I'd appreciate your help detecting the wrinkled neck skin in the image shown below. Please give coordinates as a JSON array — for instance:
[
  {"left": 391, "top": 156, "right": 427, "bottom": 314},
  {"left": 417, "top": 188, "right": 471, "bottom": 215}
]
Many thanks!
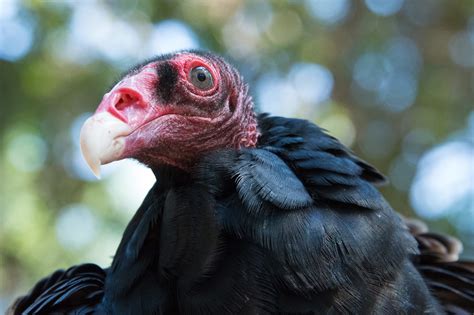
[{"left": 134, "top": 80, "right": 259, "bottom": 171}]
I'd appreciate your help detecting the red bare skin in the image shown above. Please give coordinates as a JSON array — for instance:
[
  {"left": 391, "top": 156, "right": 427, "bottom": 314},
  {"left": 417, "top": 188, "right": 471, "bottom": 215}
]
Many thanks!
[{"left": 95, "top": 52, "right": 259, "bottom": 170}]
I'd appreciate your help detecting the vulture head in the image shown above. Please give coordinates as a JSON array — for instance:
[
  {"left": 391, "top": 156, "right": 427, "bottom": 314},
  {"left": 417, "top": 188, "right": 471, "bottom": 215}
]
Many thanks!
[{"left": 80, "top": 51, "right": 258, "bottom": 176}]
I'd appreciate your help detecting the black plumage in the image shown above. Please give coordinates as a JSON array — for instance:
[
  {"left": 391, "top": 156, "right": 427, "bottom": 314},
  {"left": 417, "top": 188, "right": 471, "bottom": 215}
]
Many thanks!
[{"left": 9, "top": 52, "right": 474, "bottom": 314}]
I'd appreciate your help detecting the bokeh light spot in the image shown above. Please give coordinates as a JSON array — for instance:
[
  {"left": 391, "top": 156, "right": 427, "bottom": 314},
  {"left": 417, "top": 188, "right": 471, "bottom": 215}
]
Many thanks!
[
  {"left": 410, "top": 141, "right": 474, "bottom": 219},
  {"left": 257, "top": 63, "right": 334, "bottom": 117},
  {"left": 353, "top": 53, "right": 391, "bottom": 91},
  {"left": 222, "top": 2, "right": 272, "bottom": 58},
  {"left": 305, "top": 0, "right": 351, "bottom": 25},
  {"left": 105, "top": 160, "right": 156, "bottom": 215},
  {"left": 7, "top": 133, "right": 48, "bottom": 173},
  {"left": 353, "top": 39, "right": 420, "bottom": 112},
  {"left": 0, "top": 13, "right": 34, "bottom": 61},
  {"left": 266, "top": 10, "right": 303, "bottom": 46},
  {"left": 147, "top": 19, "right": 199, "bottom": 56},
  {"left": 290, "top": 63, "right": 334, "bottom": 105},
  {"left": 385, "top": 36, "right": 422, "bottom": 75},
  {"left": 55, "top": 204, "right": 98, "bottom": 250},
  {"left": 377, "top": 72, "right": 417, "bottom": 112},
  {"left": 0, "top": 0, "right": 19, "bottom": 20},
  {"left": 66, "top": 2, "right": 141, "bottom": 64},
  {"left": 256, "top": 72, "right": 297, "bottom": 116},
  {"left": 364, "top": 0, "right": 404, "bottom": 16}
]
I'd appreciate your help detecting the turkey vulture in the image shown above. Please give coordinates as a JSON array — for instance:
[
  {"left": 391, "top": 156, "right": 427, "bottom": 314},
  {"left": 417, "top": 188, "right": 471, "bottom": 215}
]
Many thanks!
[{"left": 8, "top": 51, "right": 474, "bottom": 314}]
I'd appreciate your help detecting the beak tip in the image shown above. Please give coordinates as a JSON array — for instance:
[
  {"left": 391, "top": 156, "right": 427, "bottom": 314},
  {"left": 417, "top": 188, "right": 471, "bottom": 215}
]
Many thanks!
[
  {"left": 89, "top": 159, "right": 102, "bottom": 179},
  {"left": 80, "top": 142, "right": 102, "bottom": 179},
  {"left": 79, "top": 112, "right": 131, "bottom": 179},
  {"left": 92, "top": 169, "right": 101, "bottom": 180}
]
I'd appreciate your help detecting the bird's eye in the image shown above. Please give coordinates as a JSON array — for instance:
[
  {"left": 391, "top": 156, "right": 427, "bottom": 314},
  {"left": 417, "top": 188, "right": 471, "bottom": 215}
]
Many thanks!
[{"left": 189, "top": 66, "right": 214, "bottom": 90}]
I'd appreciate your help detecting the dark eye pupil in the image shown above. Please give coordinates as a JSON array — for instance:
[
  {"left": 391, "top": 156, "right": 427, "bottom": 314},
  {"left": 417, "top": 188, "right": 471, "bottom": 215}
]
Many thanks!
[
  {"left": 190, "top": 66, "right": 214, "bottom": 90},
  {"left": 197, "top": 72, "right": 206, "bottom": 82}
]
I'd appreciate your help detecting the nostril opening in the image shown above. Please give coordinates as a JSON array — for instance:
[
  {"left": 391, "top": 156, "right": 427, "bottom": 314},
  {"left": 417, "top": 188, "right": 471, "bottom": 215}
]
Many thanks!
[
  {"left": 115, "top": 93, "right": 139, "bottom": 111},
  {"left": 116, "top": 97, "right": 125, "bottom": 110}
]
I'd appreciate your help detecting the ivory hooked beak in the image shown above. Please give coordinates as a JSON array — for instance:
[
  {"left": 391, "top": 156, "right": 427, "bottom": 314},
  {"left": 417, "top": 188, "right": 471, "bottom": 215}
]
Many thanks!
[{"left": 79, "top": 112, "right": 132, "bottom": 178}]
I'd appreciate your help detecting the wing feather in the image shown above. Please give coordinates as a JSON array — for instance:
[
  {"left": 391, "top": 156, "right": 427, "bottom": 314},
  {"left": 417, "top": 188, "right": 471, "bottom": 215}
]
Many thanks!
[{"left": 7, "top": 264, "right": 105, "bottom": 315}]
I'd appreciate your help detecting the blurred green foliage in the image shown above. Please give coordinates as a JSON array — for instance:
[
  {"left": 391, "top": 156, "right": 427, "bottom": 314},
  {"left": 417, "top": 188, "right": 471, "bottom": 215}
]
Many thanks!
[{"left": 1, "top": 0, "right": 473, "bottom": 310}]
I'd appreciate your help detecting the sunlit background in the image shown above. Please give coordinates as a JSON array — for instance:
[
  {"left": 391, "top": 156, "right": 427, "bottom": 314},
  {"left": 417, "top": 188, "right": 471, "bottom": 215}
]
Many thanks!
[{"left": 1, "top": 0, "right": 473, "bottom": 311}]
